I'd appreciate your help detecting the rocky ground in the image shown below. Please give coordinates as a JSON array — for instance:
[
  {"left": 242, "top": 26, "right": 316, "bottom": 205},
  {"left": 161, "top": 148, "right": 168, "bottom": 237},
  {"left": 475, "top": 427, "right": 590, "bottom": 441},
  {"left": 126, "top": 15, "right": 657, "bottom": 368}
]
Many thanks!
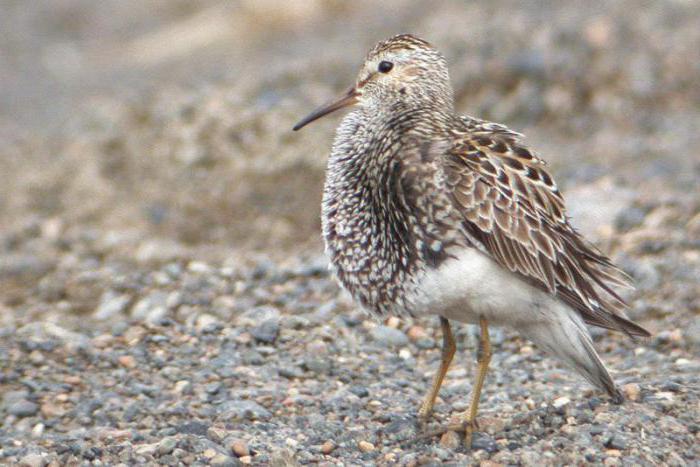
[{"left": 1, "top": 1, "right": 699, "bottom": 466}]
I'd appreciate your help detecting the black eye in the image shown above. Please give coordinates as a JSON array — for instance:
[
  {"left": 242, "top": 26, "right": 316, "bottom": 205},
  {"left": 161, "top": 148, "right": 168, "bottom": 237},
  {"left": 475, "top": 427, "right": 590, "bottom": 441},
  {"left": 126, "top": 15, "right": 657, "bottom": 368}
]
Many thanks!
[{"left": 378, "top": 61, "right": 394, "bottom": 73}]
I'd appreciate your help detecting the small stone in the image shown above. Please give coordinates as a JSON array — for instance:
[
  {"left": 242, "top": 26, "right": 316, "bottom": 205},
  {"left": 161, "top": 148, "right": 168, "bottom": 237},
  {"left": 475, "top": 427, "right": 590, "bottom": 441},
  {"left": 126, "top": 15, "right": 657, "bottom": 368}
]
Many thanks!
[
  {"left": 480, "top": 416, "right": 507, "bottom": 435},
  {"left": 358, "top": 440, "right": 375, "bottom": 452},
  {"left": 349, "top": 386, "right": 369, "bottom": 398},
  {"left": 188, "top": 261, "right": 210, "bottom": 273},
  {"left": 177, "top": 421, "right": 209, "bottom": 435},
  {"left": 210, "top": 454, "right": 239, "bottom": 467},
  {"left": 552, "top": 396, "right": 571, "bottom": 409},
  {"left": 621, "top": 383, "right": 640, "bottom": 402},
  {"left": 605, "top": 433, "right": 627, "bottom": 450},
  {"left": 407, "top": 325, "right": 428, "bottom": 341},
  {"left": 440, "top": 430, "right": 460, "bottom": 449},
  {"left": 230, "top": 439, "right": 250, "bottom": 457},
  {"left": 173, "top": 380, "right": 193, "bottom": 395},
  {"left": 97, "top": 428, "right": 132, "bottom": 441},
  {"left": 196, "top": 314, "right": 222, "bottom": 333},
  {"left": 415, "top": 337, "right": 435, "bottom": 349},
  {"left": 118, "top": 355, "right": 136, "bottom": 368},
  {"left": 91, "top": 334, "right": 113, "bottom": 349},
  {"left": 28, "top": 350, "right": 45, "bottom": 365},
  {"left": 239, "top": 456, "right": 252, "bottom": 465},
  {"left": 158, "top": 437, "right": 177, "bottom": 455},
  {"left": 8, "top": 399, "right": 39, "bottom": 417},
  {"left": 131, "top": 291, "right": 169, "bottom": 324},
  {"left": 32, "top": 423, "right": 45, "bottom": 437},
  {"left": 370, "top": 325, "right": 409, "bottom": 347},
  {"left": 304, "top": 357, "right": 331, "bottom": 374},
  {"left": 94, "top": 292, "right": 131, "bottom": 320},
  {"left": 386, "top": 316, "right": 401, "bottom": 328},
  {"left": 321, "top": 440, "right": 335, "bottom": 454},
  {"left": 19, "top": 453, "right": 48, "bottom": 467},
  {"left": 135, "top": 443, "right": 158, "bottom": 456},
  {"left": 207, "top": 426, "right": 226, "bottom": 444},
  {"left": 471, "top": 433, "right": 498, "bottom": 453},
  {"left": 251, "top": 318, "right": 280, "bottom": 343},
  {"left": 219, "top": 400, "right": 271, "bottom": 421}
]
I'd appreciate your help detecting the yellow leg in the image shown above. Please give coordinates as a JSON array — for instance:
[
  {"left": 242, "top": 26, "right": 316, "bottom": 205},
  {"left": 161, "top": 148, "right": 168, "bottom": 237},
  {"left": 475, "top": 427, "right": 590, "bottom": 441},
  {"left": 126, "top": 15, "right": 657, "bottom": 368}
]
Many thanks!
[
  {"left": 463, "top": 317, "right": 492, "bottom": 447},
  {"left": 417, "top": 317, "right": 455, "bottom": 422}
]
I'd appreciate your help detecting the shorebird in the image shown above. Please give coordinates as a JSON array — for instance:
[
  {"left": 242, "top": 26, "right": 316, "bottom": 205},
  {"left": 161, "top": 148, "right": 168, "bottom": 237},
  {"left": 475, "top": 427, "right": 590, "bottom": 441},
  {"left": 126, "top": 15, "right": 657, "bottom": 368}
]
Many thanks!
[{"left": 293, "top": 34, "right": 650, "bottom": 445}]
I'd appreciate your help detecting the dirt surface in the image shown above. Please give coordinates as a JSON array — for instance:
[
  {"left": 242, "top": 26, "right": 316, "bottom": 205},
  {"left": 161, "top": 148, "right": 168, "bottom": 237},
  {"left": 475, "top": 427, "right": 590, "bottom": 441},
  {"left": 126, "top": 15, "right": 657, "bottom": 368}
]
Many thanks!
[{"left": 1, "top": 1, "right": 699, "bottom": 465}]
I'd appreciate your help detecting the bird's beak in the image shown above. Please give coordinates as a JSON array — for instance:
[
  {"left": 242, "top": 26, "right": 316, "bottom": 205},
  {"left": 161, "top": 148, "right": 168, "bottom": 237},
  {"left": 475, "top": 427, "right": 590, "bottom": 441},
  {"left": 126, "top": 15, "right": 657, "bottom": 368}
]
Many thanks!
[{"left": 293, "top": 86, "right": 359, "bottom": 131}]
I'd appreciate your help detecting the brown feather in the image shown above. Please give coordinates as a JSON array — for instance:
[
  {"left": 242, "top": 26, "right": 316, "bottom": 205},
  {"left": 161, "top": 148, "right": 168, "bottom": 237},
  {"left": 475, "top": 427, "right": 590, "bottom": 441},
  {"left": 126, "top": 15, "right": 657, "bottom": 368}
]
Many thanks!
[{"left": 444, "top": 119, "right": 650, "bottom": 338}]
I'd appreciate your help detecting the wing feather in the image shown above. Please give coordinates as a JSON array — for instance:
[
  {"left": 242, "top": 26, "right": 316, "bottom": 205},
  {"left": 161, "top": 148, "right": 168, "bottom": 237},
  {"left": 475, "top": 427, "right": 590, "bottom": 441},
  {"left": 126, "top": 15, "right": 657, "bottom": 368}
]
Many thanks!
[{"left": 445, "top": 118, "right": 650, "bottom": 338}]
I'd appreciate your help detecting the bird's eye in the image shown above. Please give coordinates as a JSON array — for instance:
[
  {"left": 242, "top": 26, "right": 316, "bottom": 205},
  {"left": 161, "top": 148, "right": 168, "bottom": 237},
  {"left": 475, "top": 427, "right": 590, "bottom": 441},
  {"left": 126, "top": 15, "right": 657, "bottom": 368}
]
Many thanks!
[{"left": 378, "top": 61, "right": 394, "bottom": 73}]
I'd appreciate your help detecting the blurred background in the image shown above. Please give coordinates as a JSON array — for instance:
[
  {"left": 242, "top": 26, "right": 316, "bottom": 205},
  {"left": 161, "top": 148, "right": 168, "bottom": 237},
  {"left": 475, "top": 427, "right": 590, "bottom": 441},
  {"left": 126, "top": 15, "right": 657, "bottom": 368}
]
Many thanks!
[{"left": 0, "top": 0, "right": 698, "bottom": 330}]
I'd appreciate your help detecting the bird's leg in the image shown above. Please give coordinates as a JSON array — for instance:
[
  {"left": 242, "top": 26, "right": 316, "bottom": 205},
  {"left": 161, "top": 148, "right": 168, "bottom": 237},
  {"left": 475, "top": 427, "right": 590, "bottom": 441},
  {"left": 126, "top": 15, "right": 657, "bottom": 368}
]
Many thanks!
[
  {"left": 461, "top": 316, "right": 492, "bottom": 447},
  {"left": 411, "top": 317, "right": 493, "bottom": 446},
  {"left": 417, "top": 317, "right": 455, "bottom": 424}
]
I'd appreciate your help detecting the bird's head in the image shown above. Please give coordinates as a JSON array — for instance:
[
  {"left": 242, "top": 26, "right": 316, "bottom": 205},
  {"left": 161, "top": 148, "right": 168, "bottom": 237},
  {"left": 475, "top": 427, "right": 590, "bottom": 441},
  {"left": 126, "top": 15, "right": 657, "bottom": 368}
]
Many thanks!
[{"left": 293, "top": 34, "right": 453, "bottom": 131}]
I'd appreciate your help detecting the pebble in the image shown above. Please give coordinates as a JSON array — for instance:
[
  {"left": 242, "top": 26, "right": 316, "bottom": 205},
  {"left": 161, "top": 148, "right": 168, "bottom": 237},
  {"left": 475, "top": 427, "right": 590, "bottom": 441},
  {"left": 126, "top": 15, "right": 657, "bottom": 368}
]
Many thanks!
[
  {"left": 440, "top": 430, "right": 461, "bottom": 449},
  {"left": 135, "top": 443, "right": 158, "bottom": 456},
  {"left": 157, "top": 437, "right": 177, "bottom": 455},
  {"left": 8, "top": 399, "right": 39, "bottom": 417},
  {"left": 230, "top": 439, "right": 250, "bottom": 457},
  {"left": 471, "top": 433, "right": 498, "bottom": 453},
  {"left": 118, "top": 355, "right": 136, "bottom": 368},
  {"left": 358, "top": 441, "right": 375, "bottom": 452},
  {"left": 370, "top": 325, "right": 409, "bottom": 347},
  {"left": 210, "top": 454, "right": 240, "bottom": 467},
  {"left": 621, "top": 383, "right": 641, "bottom": 401},
  {"left": 131, "top": 291, "right": 169, "bottom": 324},
  {"left": 31, "top": 423, "right": 45, "bottom": 437},
  {"left": 321, "top": 440, "right": 335, "bottom": 454},
  {"left": 207, "top": 426, "right": 227, "bottom": 444},
  {"left": 18, "top": 454, "right": 48, "bottom": 467},
  {"left": 552, "top": 396, "right": 571, "bottom": 409},
  {"left": 196, "top": 314, "right": 222, "bottom": 333},
  {"left": 251, "top": 318, "right": 280, "bottom": 343},
  {"left": 219, "top": 400, "right": 271, "bottom": 421},
  {"left": 407, "top": 325, "right": 428, "bottom": 341},
  {"left": 605, "top": 433, "right": 628, "bottom": 450},
  {"left": 94, "top": 292, "right": 131, "bottom": 320},
  {"left": 173, "top": 380, "right": 193, "bottom": 394}
]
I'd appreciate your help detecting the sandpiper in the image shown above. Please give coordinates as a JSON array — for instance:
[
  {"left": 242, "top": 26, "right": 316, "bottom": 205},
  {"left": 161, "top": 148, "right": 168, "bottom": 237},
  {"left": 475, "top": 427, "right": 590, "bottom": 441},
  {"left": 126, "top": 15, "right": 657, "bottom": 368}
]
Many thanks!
[{"left": 293, "top": 34, "right": 649, "bottom": 445}]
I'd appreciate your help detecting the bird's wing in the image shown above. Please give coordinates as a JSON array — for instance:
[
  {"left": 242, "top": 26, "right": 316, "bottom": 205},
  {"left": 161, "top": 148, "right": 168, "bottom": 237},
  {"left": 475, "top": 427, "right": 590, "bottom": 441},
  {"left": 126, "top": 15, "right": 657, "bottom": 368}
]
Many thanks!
[{"left": 443, "top": 118, "right": 649, "bottom": 338}]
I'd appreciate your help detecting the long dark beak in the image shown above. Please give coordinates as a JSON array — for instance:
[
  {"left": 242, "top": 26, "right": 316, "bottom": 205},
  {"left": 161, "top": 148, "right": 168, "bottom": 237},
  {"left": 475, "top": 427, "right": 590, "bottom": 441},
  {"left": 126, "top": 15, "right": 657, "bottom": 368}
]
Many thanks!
[{"left": 293, "top": 87, "right": 359, "bottom": 131}]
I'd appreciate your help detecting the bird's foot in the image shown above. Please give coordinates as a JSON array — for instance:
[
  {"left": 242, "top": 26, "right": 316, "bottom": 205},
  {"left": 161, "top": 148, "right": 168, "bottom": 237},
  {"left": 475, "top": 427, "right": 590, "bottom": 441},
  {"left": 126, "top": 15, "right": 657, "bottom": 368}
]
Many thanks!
[
  {"left": 412, "top": 418, "right": 480, "bottom": 447},
  {"left": 416, "top": 404, "right": 433, "bottom": 429}
]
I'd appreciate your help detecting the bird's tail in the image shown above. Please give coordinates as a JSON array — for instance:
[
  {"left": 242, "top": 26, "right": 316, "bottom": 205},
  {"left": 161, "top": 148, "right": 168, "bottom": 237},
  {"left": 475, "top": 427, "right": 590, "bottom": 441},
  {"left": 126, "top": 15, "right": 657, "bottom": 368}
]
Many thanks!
[{"left": 520, "top": 306, "right": 623, "bottom": 402}]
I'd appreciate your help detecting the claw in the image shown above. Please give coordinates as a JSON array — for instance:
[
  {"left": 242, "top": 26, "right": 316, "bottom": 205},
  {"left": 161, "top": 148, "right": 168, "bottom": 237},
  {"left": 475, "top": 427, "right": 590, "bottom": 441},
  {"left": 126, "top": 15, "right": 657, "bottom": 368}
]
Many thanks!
[
  {"left": 410, "top": 417, "right": 480, "bottom": 447},
  {"left": 462, "top": 418, "right": 478, "bottom": 448}
]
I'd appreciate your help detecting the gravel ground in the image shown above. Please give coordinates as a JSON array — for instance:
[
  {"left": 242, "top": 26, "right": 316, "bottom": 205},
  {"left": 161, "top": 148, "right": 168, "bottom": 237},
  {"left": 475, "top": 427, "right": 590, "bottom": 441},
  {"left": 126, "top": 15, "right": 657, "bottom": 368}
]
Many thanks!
[
  {"left": 1, "top": 1, "right": 699, "bottom": 466},
  {"left": 0, "top": 246, "right": 698, "bottom": 466}
]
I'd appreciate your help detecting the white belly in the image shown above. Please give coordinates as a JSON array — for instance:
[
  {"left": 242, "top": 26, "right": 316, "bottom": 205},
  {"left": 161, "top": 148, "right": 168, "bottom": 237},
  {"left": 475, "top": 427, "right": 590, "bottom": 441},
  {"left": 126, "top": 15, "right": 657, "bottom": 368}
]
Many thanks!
[
  {"left": 408, "top": 248, "right": 620, "bottom": 396},
  {"left": 409, "top": 248, "right": 560, "bottom": 327}
]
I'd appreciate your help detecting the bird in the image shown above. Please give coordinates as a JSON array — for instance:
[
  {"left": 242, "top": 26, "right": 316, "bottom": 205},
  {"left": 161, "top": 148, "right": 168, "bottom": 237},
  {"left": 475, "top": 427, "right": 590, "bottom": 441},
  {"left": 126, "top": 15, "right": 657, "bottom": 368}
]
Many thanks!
[{"left": 292, "top": 34, "right": 650, "bottom": 446}]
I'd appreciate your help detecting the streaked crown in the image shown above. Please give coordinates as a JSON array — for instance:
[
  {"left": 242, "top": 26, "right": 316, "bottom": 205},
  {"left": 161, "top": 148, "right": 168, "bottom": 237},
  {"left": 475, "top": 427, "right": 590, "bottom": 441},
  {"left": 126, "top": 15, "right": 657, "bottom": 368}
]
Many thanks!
[{"left": 355, "top": 34, "right": 454, "bottom": 111}]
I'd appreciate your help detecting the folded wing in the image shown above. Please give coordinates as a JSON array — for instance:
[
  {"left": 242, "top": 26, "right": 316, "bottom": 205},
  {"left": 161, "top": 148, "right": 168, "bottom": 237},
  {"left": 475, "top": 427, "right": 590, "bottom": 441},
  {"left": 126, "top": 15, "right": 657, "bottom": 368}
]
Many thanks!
[{"left": 443, "top": 118, "right": 649, "bottom": 338}]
